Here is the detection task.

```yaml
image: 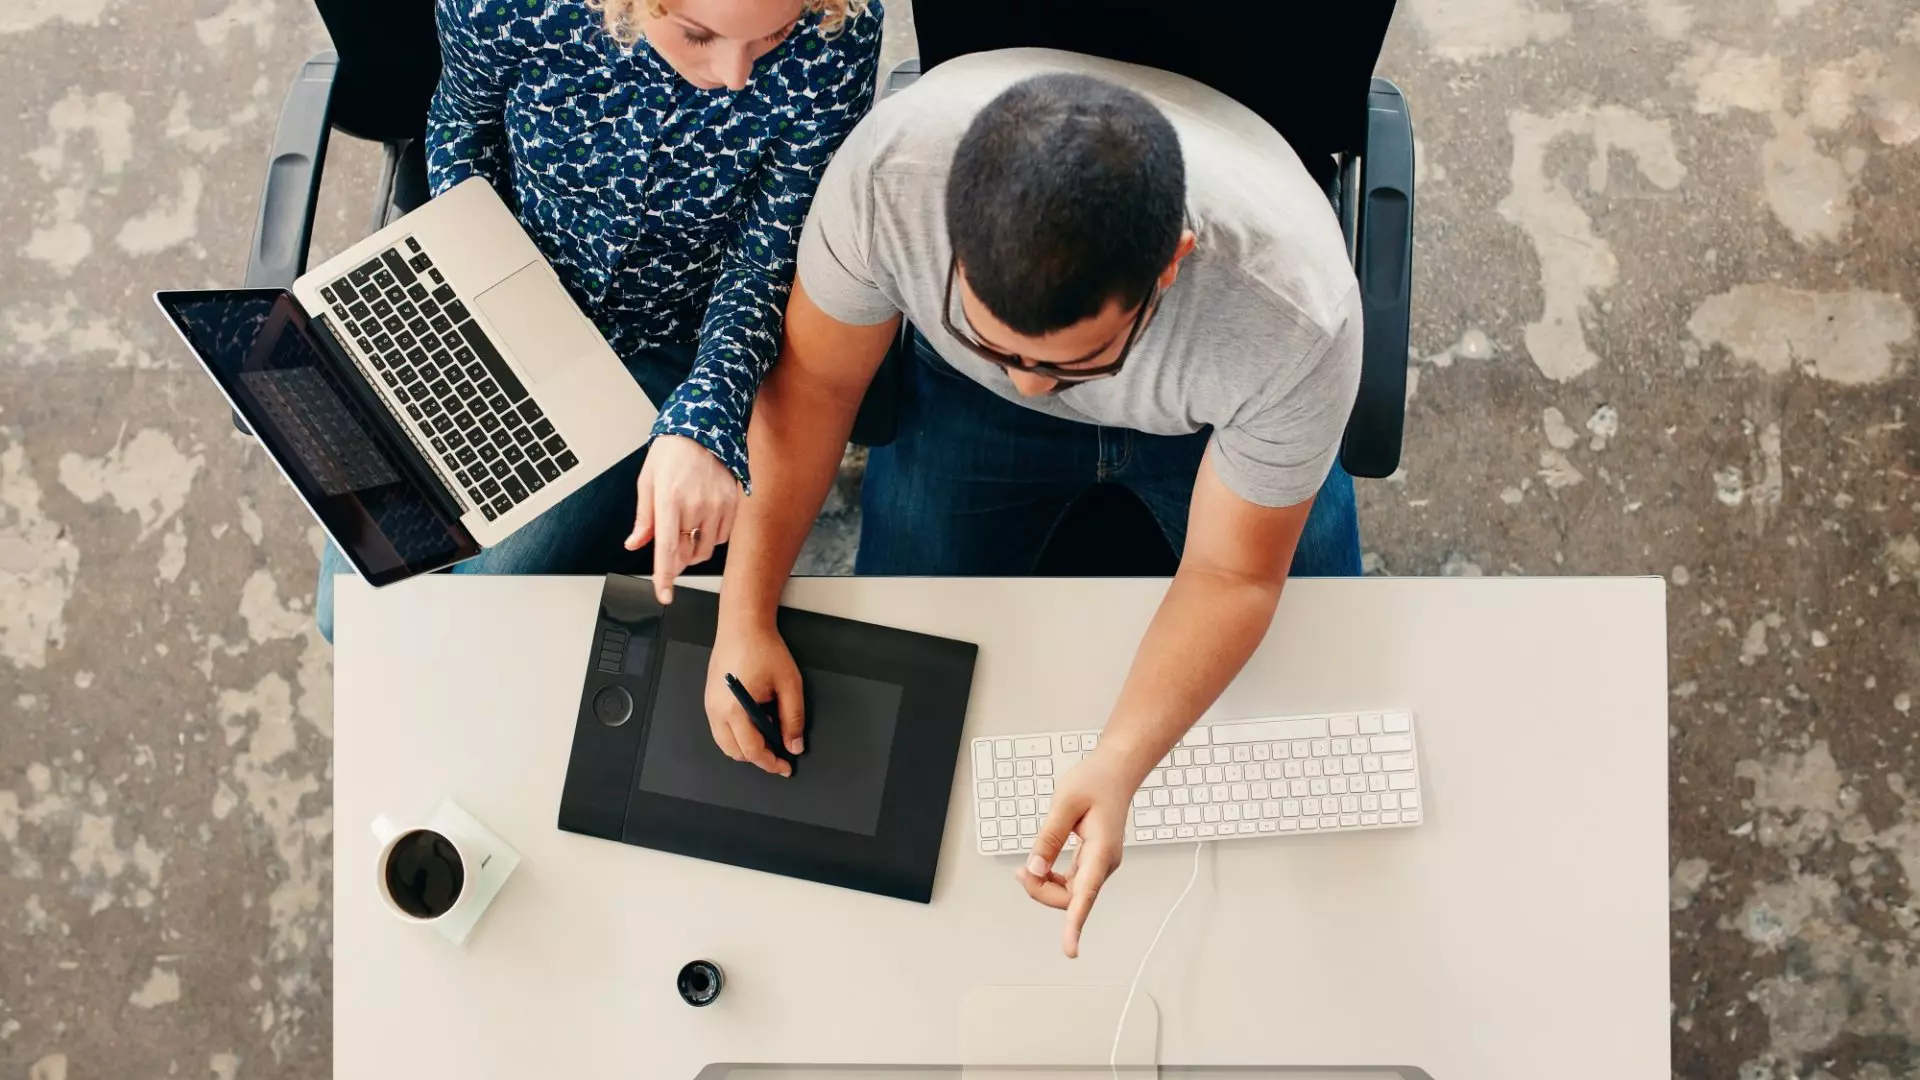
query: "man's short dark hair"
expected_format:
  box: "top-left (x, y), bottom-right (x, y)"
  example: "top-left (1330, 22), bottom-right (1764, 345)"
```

top-left (945, 73), bottom-right (1186, 337)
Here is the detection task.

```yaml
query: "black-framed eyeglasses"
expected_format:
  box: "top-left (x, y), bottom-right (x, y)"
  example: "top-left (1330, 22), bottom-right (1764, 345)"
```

top-left (940, 257), bottom-right (1162, 384)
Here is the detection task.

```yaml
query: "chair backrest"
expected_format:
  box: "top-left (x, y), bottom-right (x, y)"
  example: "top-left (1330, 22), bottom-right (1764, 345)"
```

top-left (314, 0), bottom-right (441, 144)
top-left (909, 0), bottom-right (1397, 185)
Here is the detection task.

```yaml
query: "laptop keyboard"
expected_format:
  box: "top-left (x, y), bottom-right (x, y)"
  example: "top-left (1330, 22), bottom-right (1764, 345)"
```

top-left (319, 237), bottom-right (579, 522)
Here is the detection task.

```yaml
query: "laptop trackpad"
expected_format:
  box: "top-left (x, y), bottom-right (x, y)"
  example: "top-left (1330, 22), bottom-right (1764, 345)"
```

top-left (474, 264), bottom-right (601, 384)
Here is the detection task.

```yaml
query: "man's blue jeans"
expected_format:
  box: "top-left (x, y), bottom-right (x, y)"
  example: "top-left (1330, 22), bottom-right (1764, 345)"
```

top-left (314, 344), bottom-right (695, 643)
top-left (855, 333), bottom-right (1362, 577)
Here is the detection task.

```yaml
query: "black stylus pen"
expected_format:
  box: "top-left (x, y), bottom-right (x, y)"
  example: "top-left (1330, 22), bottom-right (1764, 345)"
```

top-left (723, 672), bottom-right (797, 772)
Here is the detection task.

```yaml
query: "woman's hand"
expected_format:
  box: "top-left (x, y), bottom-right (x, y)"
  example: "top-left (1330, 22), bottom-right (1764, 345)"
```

top-left (626, 434), bottom-right (740, 604)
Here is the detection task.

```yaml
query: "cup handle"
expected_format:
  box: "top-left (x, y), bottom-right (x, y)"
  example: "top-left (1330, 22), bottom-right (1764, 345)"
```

top-left (371, 814), bottom-right (399, 845)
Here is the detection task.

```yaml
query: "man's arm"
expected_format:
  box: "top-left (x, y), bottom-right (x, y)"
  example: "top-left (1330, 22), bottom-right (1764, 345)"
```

top-left (704, 280), bottom-right (900, 773)
top-left (1020, 447), bottom-right (1312, 956)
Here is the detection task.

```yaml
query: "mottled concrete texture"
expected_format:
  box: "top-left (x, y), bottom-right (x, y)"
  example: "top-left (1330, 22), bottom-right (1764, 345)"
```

top-left (1, 0), bottom-right (1917, 1076)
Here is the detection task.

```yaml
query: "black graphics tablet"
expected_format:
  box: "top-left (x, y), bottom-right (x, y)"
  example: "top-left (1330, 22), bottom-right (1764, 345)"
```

top-left (557, 576), bottom-right (979, 903)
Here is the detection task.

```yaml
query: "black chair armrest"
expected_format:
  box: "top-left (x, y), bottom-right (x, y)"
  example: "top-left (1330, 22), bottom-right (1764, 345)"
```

top-left (1338, 77), bottom-right (1413, 479)
top-left (244, 52), bottom-right (338, 290)
top-left (232, 52), bottom-right (337, 435)
top-left (884, 56), bottom-right (922, 97)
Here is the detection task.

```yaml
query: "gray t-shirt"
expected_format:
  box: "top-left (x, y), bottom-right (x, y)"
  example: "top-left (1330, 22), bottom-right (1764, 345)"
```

top-left (797, 49), bottom-right (1363, 508)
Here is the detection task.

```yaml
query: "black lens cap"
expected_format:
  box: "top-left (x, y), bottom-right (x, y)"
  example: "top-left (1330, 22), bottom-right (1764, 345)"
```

top-left (677, 960), bottom-right (723, 1007)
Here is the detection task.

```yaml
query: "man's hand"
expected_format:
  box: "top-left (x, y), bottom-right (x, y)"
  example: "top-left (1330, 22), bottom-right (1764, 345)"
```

top-left (627, 434), bottom-right (740, 605)
top-left (704, 620), bottom-right (804, 776)
top-left (1014, 749), bottom-right (1141, 958)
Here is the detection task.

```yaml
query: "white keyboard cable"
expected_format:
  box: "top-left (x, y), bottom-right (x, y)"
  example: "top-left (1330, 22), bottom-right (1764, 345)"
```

top-left (1110, 840), bottom-right (1207, 1079)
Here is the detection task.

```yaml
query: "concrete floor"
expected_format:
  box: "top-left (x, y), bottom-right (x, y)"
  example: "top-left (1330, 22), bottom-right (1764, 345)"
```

top-left (2, 0), bottom-right (1918, 1076)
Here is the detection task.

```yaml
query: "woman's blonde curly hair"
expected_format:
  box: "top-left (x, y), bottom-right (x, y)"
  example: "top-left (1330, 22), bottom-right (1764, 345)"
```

top-left (592, 0), bottom-right (867, 47)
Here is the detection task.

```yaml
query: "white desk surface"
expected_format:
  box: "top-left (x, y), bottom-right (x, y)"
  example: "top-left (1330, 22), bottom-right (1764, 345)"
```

top-left (334, 575), bottom-right (1669, 1079)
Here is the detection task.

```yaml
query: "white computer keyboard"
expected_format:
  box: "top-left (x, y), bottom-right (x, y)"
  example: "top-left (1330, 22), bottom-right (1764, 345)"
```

top-left (968, 710), bottom-right (1424, 855)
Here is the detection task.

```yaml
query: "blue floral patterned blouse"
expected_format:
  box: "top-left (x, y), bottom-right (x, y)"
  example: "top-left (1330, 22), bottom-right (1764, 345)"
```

top-left (426, 0), bottom-right (882, 489)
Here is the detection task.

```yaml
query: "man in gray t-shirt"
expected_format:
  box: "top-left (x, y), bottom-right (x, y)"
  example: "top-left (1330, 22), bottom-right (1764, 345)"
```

top-left (704, 51), bottom-right (1363, 953)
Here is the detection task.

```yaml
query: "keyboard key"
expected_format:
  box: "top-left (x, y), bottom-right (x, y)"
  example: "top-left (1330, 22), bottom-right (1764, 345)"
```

top-left (1036, 777), bottom-right (1053, 794)
top-left (502, 444), bottom-right (526, 464)
top-left (514, 461), bottom-right (543, 491)
top-left (429, 436), bottom-right (448, 454)
top-left (486, 394), bottom-right (511, 415)
top-left (1381, 811), bottom-right (1400, 824)
top-left (1389, 774), bottom-right (1416, 790)
top-left (534, 456), bottom-right (561, 482)
top-left (478, 501), bottom-right (498, 521)
top-left (1380, 793), bottom-right (1398, 810)
top-left (979, 821), bottom-right (997, 838)
top-left (554, 449), bottom-right (578, 471)
top-left (1400, 791), bottom-right (1419, 809)
top-left (490, 494), bottom-right (514, 516)
top-left (381, 248), bottom-right (417, 286)
top-left (994, 762), bottom-right (1012, 780)
top-left (1384, 712), bottom-right (1411, 733)
top-left (453, 320), bottom-right (527, 402)
top-left (432, 283), bottom-right (456, 305)
top-left (456, 447), bottom-right (478, 466)
top-left (1371, 734), bottom-right (1413, 753)
top-left (373, 268), bottom-right (396, 290)
top-left (1209, 715), bottom-right (1327, 744)
top-left (1017, 797), bottom-right (1035, 816)
top-left (1330, 715), bottom-right (1359, 736)
top-left (1359, 713), bottom-right (1383, 735)
top-left (1382, 754), bottom-right (1414, 772)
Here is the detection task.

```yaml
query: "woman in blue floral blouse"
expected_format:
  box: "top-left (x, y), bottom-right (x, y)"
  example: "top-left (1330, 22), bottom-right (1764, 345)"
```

top-left (316, 0), bottom-right (879, 639)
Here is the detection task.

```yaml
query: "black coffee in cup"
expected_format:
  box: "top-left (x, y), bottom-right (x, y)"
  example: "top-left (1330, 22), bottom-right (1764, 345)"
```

top-left (383, 829), bottom-right (465, 918)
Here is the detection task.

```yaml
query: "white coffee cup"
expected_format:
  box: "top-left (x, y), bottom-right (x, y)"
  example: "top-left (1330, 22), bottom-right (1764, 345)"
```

top-left (371, 815), bottom-right (479, 924)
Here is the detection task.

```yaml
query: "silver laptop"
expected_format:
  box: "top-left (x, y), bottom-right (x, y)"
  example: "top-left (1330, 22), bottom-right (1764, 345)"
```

top-left (156, 178), bottom-right (653, 587)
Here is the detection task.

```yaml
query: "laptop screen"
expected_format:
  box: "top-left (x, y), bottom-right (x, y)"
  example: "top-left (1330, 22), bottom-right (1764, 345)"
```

top-left (156, 289), bottom-right (480, 586)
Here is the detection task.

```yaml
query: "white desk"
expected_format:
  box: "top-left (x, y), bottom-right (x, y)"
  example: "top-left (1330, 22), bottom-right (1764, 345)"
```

top-left (334, 576), bottom-right (1668, 1078)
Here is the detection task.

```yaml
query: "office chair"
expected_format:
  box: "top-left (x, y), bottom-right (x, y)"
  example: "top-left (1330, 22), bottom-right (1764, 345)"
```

top-left (238, 0), bottom-right (1412, 573)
